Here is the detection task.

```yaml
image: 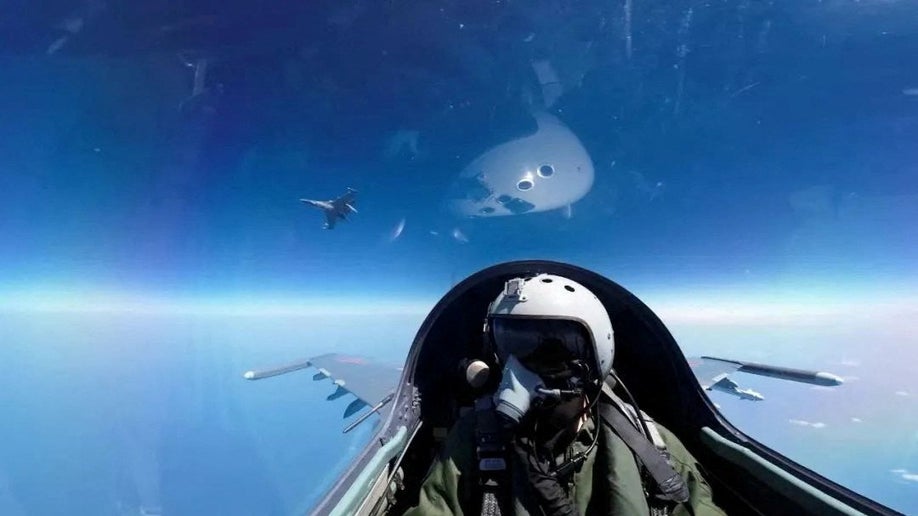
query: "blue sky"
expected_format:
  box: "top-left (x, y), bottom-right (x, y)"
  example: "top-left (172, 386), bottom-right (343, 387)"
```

top-left (2, 0), bottom-right (918, 513)
top-left (1, 37), bottom-right (917, 298)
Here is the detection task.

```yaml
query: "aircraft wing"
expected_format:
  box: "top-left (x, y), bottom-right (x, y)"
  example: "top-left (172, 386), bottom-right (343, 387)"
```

top-left (244, 353), bottom-right (402, 427)
top-left (332, 188), bottom-right (357, 210)
top-left (688, 356), bottom-right (744, 390)
top-left (307, 353), bottom-right (401, 408)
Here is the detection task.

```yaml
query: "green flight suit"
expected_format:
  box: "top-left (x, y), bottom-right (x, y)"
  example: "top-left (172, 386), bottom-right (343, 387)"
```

top-left (403, 408), bottom-right (726, 516)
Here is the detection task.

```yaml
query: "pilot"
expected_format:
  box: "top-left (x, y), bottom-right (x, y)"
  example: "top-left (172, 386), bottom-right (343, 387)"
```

top-left (403, 273), bottom-right (726, 516)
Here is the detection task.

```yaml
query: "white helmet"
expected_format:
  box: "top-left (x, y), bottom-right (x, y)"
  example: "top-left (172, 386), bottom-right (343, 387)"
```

top-left (486, 273), bottom-right (614, 383)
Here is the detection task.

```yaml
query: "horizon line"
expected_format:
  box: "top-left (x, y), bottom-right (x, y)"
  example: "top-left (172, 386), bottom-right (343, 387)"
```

top-left (2, 285), bottom-right (917, 324)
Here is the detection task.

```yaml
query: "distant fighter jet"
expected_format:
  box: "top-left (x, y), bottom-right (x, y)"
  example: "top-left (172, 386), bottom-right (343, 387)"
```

top-left (300, 188), bottom-right (358, 229)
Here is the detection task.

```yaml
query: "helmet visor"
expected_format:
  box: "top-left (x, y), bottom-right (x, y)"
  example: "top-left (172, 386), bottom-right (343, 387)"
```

top-left (490, 317), bottom-right (592, 376)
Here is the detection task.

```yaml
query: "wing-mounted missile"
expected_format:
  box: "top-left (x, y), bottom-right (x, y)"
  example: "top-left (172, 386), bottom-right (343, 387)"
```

top-left (709, 376), bottom-right (765, 401)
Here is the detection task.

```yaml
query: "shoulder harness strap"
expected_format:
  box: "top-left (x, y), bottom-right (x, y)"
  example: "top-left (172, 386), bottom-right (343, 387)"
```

top-left (604, 389), bottom-right (668, 453)
top-left (598, 383), bottom-right (690, 505)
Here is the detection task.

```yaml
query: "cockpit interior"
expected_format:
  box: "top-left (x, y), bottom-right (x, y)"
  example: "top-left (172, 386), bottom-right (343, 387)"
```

top-left (378, 260), bottom-right (885, 516)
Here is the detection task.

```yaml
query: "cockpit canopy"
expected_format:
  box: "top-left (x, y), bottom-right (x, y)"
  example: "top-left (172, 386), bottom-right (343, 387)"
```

top-left (400, 260), bottom-right (719, 450)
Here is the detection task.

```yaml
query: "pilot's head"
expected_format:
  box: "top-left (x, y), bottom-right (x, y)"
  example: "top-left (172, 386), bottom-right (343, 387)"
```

top-left (484, 273), bottom-right (614, 426)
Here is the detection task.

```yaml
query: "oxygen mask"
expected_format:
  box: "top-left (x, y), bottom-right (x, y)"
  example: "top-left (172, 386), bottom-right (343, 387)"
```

top-left (494, 354), bottom-right (545, 424)
top-left (491, 317), bottom-right (594, 426)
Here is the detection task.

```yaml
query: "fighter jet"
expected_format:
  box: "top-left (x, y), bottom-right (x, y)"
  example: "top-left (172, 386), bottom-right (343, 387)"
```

top-left (299, 188), bottom-right (358, 229)
top-left (244, 260), bottom-right (894, 516)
